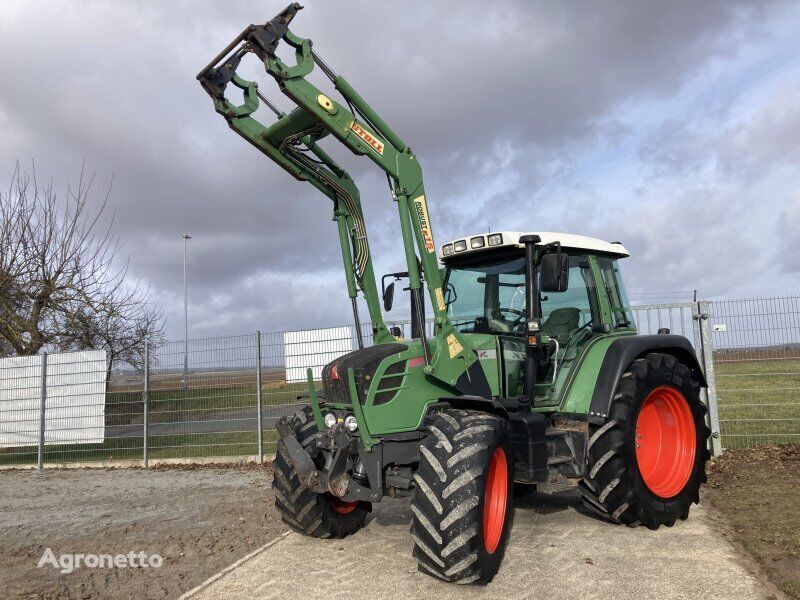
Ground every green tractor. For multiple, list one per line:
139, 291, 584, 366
198, 4, 711, 584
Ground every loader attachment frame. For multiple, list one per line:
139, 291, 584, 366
197, 3, 482, 390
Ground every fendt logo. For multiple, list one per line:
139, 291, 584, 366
350, 121, 385, 155
412, 196, 435, 253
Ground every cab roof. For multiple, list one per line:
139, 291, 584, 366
438, 231, 629, 261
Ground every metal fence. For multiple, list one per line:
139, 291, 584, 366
708, 297, 800, 449
1, 296, 798, 469
629, 297, 800, 449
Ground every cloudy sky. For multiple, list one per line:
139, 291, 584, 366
1, 1, 799, 339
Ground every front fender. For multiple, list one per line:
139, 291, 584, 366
437, 395, 509, 420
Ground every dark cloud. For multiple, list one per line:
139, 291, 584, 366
0, 0, 795, 336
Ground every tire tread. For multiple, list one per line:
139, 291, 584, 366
579, 354, 711, 528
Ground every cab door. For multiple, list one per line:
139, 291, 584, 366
499, 254, 602, 403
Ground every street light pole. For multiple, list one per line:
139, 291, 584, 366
183, 234, 191, 390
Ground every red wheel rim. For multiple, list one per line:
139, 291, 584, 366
482, 447, 509, 554
635, 386, 697, 498
328, 495, 359, 515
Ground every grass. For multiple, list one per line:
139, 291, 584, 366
0, 430, 281, 466
106, 380, 311, 425
714, 357, 800, 449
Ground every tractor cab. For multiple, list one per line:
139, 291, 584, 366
439, 232, 635, 407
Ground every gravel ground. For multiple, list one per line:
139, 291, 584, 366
190, 488, 785, 600
0, 466, 286, 599
1, 464, 787, 600
705, 444, 800, 599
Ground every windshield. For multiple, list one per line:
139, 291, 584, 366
444, 253, 600, 336
444, 255, 526, 335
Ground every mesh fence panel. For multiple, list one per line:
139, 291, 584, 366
710, 296, 800, 448
43, 351, 114, 464
630, 303, 696, 339
0, 355, 44, 466
146, 334, 259, 460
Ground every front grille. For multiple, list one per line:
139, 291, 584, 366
322, 343, 408, 405
374, 360, 406, 406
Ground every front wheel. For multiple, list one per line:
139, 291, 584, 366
410, 409, 514, 584
580, 353, 710, 529
272, 406, 370, 538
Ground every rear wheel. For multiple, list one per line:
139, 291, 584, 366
272, 406, 370, 538
580, 353, 710, 529
410, 409, 513, 584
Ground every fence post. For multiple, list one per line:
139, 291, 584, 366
698, 301, 723, 456
143, 342, 149, 468
691, 301, 703, 359
37, 353, 47, 472
256, 331, 264, 464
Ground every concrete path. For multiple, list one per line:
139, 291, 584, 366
192, 490, 779, 600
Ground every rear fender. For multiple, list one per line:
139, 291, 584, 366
586, 335, 707, 423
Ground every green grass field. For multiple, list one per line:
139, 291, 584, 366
105, 380, 310, 425
0, 430, 282, 466
714, 357, 800, 449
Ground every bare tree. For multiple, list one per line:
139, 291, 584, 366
0, 163, 164, 380
63, 291, 166, 383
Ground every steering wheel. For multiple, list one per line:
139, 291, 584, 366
496, 307, 525, 321
495, 307, 526, 332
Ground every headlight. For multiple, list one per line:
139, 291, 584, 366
453, 240, 468, 252
323, 413, 337, 428
487, 233, 503, 246
442, 244, 454, 256
344, 416, 358, 432
470, 236, 485, 249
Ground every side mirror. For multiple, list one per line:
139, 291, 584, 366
540, 253, 569, 292
383, 281, 395, 311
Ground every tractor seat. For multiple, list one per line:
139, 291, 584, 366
541, 307, 580, 345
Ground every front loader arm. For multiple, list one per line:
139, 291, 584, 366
197, 3, 484, 391
198, 29, 392, 346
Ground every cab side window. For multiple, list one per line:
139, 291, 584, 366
597, 257, 635, 329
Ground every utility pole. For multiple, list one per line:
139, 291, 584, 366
182, 234, 191, 391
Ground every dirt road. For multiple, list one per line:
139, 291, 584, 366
0, 466, 286, 599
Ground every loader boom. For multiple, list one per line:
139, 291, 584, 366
197, 3, 481, 389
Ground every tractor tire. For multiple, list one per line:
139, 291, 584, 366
272, 406, 370, 538
410, 408, 514, 585
579, 353, 710, 529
